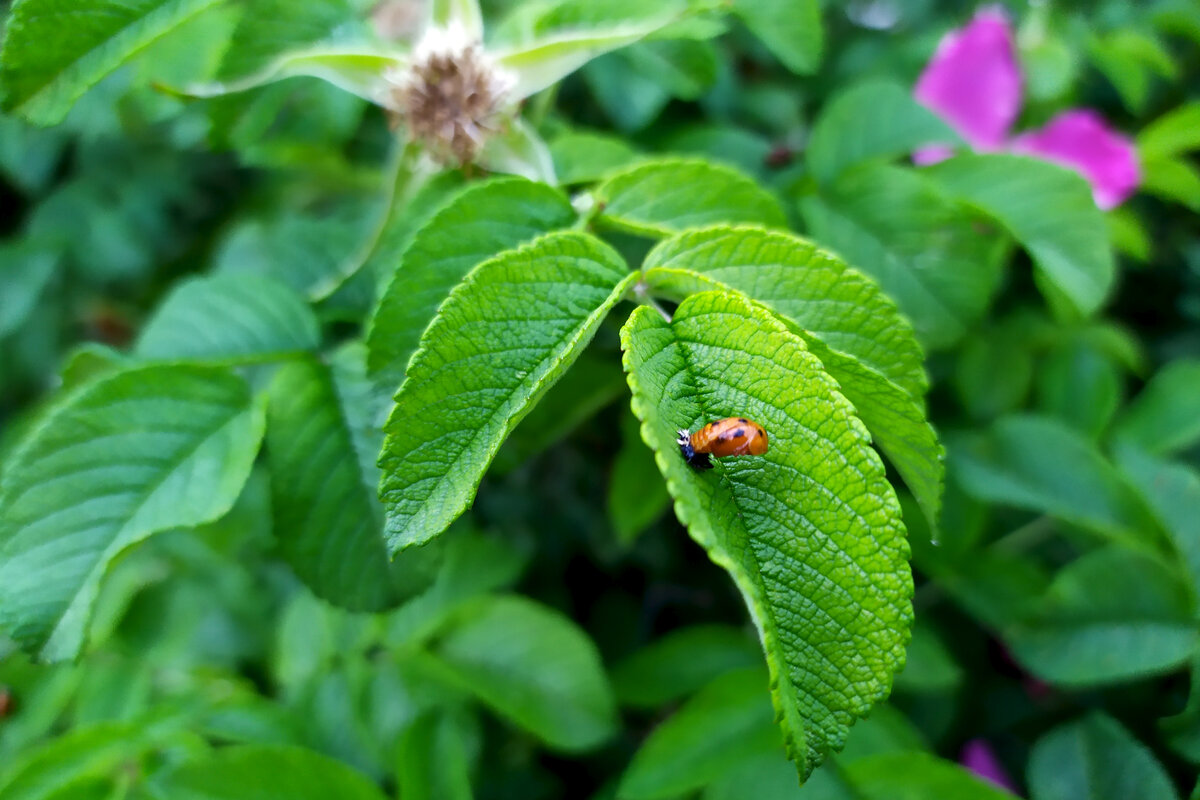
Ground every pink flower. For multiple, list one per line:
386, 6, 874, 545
960, 738, 1020, 793
914, 6, 1140, 209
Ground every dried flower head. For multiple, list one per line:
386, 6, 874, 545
388, 23, 516, 164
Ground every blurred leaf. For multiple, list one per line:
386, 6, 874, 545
953, 317, 1041, 422
802, 163, 1006, 349
1161, 657, 1200, 764
929, 154, 1115, 318
0, 0, 226, 125
477, 117, 557, 184
618, 38, 720, 101
0, 241, 57, 339
583, 50, 672, 133
0, 718, 187, 800
492, 348, 627, 475
0, 114, 68, 194
1028, 713, 1179, 800
1107, 207, 1151, 262
611, 624, 761, 708
266, 347, 442, 611
806, 81, 959, 185
494, 1, 686, 102
366, 176, 575, 388
1035, 337, 1123, 438
730, 0, 822, 74
618, 668, 779, 800
1022, 34, 1078, 101
549, 130, 639, 185
216, 0, 370, 81
152, 744, 389, 800
1005, 547, 1197, 687
1087, 30, 1177, 115
1141, 155, 1200, 211
656, 123, 773, 178
841, 751, 1018, 799
893, 621, 962, 694
950, 414, 1157, 549
1116, 445, 1200, 601
428, 595, 618, 751
595, 159, 787, 237
1139, 102, 1200, 160
135, 273, 319, 364
0, 365, 263, 661
622, 290, 912, 779
378, 232, 635, 551
607, 409, 672, 544
1111, 360, 1200, 455
643, 226, 942, 525
395, 711, 475, 800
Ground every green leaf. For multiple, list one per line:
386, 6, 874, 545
1035, 337, 1123, 438
843, 751, 1019, 799
0, 364, 264, 661
1005, 547, 1198, 687
395, 711, 475, 800
266, 347, 441, 612
1141, 155, 1200, 211
950, 415, 1158, 549
187, 46, 407, 106
0, 239, 57, 339
928, 153, 1116, 317
1087, 30, 1177, 115
642, 226, 942, 525
806, 81, 960, 185
801, 163, 1006, 349
608, 409, 672, 544
729, 0, 821, 74
621, 290, 912, 778
494, 2, 686, 102
135, 273, 320, 364
611, 624, 762, 708
1138, 102, 1200, 160
618, 668, 780, 800
215, 0, 369, 81
152, 744, 389, 800
595, 159, 787, 238
0, 0, 225, 125
893, 621, 963, 694
1111, 360, 1200, 455
427, 595, 618, 751
0, 719, 184, 800
366, 177, 576, 388
492, 348, 627, 475
549, 130, 639, 185
1029, 713, 1180, 800
583, 50, 670, 133
1114, 445, 1200, 603
378, 231, 635, 552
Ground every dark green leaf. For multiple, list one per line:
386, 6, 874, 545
611, 624, 762, 708
1028, 713, 1179, 800
730, 0, 822, 74
1111, 360, 1200, 455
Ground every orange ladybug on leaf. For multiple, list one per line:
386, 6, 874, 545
677, 417, 769, 471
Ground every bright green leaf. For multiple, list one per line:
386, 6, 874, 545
0, 0, 225, 125
366, 176, 575, 388
135, 273, 320, 364
1029, 713, 1180, 800
806, 81, 960, 185
643, 226, 942, 525
378, 231, 635, 551
618, 668, 780, 800
152, 744, 389, 800
1139, 102, 1200, 160
730, 0, 822, 75
266, 347, 442, 612
802, 163, 1006, 349
621, 290, 912, 778
595, 159, 787, 238
427, 595, 618, 751
1111, 360, 1200, 455
928, 154, 1115, 317
0, 365, 264, 661
1141, 155, 1200, 211
611, 624, 762, 708
1005, 547, 1198, 687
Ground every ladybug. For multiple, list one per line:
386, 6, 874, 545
677, 417, 769, 471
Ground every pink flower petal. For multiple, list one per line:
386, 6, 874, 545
960, 739, 1019, 793
1011, 109, 1141, 209
914, 6, 1023, 152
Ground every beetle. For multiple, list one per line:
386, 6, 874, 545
677, 417, 769, 470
